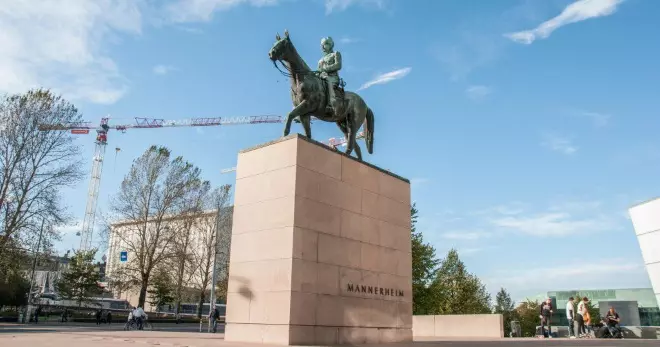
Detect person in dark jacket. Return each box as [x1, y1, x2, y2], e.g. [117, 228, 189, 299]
[539, 298, 553, 338]
[209, 305, 220, 333]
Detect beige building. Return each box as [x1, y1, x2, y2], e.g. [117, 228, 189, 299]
[106, 208, 232, 311]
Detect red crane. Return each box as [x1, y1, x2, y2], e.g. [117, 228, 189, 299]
[38, 115, 282, 250]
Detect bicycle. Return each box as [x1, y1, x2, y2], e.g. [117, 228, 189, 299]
[124, 318, 153, 331]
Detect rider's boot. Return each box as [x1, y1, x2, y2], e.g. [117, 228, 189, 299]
[325, 80, 336, 115]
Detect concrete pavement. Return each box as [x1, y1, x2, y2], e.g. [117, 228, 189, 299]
[1, 324, 658, 347]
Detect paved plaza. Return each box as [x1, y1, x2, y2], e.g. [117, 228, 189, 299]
[1, 324, 659, 347]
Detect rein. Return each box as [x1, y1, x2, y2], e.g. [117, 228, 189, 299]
[272, 59, 321, 81]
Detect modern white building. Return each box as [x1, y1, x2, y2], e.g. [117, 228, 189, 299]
[629, 197, 660, 309]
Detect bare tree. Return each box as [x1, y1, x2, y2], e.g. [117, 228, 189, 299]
[189, 185, 231, 318]
[0, 89, 84, 253]
[108, 146, 203, 307]
[169, 180, 211, 317]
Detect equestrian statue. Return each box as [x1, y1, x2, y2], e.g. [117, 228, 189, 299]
[268, 30, 375, 161]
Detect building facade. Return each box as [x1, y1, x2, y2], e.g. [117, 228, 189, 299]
[628, 197, 660, 311]
[105, 208, 232, 310]
[544, 288, 660, 326]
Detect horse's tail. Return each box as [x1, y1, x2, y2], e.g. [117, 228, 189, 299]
[364, 107, 375, 154]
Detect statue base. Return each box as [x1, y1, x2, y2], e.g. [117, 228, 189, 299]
[224, 134, 412, 345]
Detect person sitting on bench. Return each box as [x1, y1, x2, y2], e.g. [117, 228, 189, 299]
[604, 307, 621, 337]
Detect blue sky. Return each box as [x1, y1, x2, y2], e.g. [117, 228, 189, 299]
[2, 0, 659, 301]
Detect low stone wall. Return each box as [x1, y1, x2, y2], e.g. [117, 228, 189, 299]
[413, 314, 504, 338]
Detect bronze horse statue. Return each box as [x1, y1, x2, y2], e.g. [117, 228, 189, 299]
[268, 30, 375, 161]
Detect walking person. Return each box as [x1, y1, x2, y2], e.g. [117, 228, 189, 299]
[576, 297, 588, 337]
[209, 305, 220, 333]
[95, 309, 102, 325]
[34, 306, 41, 324]
[566, 297, 576, 339]
[539, 298, 553, 338]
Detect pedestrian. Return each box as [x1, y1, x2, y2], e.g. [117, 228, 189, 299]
[106, 311, 112, 324]
[34, 306, 41, 324]
[209, 305, 220, 333]
[576, 297, 588, 337]
[539, 298, 553, 338]
[566, 297, 576, 339]
[95, 309, 102, 325]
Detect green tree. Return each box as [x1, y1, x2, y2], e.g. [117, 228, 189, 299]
[430, 249, 491, 314]
[410, 203, 440, 314]
[515, 299, 541, 337]
[148, 268, 174, 312]
[0, 245, 30, 309]
[494, 288, 517, 335]
[55, 249, 103, 307]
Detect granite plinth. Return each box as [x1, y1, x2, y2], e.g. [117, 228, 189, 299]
[224, 134, 412, 345]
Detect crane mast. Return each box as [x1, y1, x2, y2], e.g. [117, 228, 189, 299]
[79, 124, 108, 249]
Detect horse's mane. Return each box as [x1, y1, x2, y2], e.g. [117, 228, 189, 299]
[287, 38, 312, 72]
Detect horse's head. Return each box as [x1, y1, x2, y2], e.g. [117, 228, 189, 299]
[268, 29, 292, 62]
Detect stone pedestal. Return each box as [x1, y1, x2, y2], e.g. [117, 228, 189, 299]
[225, 134, 412, 345]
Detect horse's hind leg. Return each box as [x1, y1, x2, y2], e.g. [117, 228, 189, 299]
[300, 115, 312, 139]
[353, 138, 363, 160]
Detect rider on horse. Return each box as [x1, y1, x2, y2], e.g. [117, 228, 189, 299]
[317, 37, 343, 116]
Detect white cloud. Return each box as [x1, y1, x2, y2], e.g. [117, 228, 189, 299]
[358, 67, 411, 91]
[166, 0, 279, 22]
[0, 0, 142, 104]
[441, 231, 491, 241]
[153, 64, 176, 75]
[541, 134, 577, 155]
[504, 0, 625, 44]
[491, 212, 604, 237]
[325, 0, 386, 14]
[465, 85, 492, 100]
[339, 37, 362, 44]
[487, 199, 620, 237]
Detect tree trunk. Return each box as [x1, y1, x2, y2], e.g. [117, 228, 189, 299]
[196, 293, 205, 319]
[138, 282, 148, 308]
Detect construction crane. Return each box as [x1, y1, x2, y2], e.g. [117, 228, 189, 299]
[38, 115, 282, 250]
[220, 130, 365, 174]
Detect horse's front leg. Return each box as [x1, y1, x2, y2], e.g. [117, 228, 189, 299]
[283, 100, 309, 137]
[300, 115, 312, 139]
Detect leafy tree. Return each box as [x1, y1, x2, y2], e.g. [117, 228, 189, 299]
[108, 146, 204, 307]
[494, 288, 517, 335]
[0, 244, 30, 309]
[430, 249, 491, 314]
[148, 268, 174, 312]
[410, 203, 439, 314]
[0, 89, 84, 253]
[55, 249, 103, 307]
[515, 299, 541, 337]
